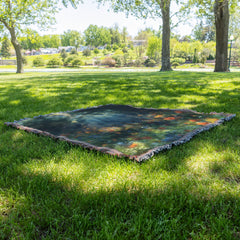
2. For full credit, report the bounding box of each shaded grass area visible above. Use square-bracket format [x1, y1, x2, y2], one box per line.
[0, 71, 240, 239]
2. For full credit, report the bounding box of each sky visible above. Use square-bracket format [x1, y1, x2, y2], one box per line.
[40, 1, 195, 37]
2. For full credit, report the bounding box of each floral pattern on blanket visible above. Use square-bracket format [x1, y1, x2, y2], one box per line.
[15, 105, 228, 156]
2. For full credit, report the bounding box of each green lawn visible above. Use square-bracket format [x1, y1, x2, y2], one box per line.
[0, 71, 239, 239]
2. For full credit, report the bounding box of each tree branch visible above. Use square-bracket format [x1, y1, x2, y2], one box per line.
[0, 17, 11, 30]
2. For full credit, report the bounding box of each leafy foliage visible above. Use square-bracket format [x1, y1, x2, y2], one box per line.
[64, 55, 83, 67]
[144, 58, 157, 67]
[193, 21, 215, 42]
[41, 34, 61, 48]
[171, 61, 180, 68]
[61, 30, 83, 49]
[0, 0, 60, 31]
[133, 57, 144, 67]
[170, 57, 185, 64]
[229, 5, 240, 40]
[47, 56, 63, 67]
[0, 37, 11, 59]
[146, 36, 161, 63]
[102, 57, 116, 67]
[64, 55, 76, 66]
[19, 29, 42, 51]
[71, 57, 83, 67]
[84, 25, 111, 47]
[112, 55, 124, 67]
[0, 0, 80, 73]
[109, 24, 121, 45]
[33, 56, 45, 67]
[82, 49, 91, 57]
[70, 48, 78, 55]
[94, 48, 100, 54]
[22, 56, 28, 65]
[60, 49, 68, 60]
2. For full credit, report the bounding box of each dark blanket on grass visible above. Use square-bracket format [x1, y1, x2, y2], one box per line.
[5, 104, 235, 162]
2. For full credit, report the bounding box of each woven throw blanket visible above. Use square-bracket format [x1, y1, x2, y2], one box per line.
[5, 104, 235, 162]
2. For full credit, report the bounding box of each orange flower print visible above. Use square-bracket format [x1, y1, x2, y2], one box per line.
[164, 117, 175, 120]
[205, 118, 219, 123]
[154, 114, 163, 118]
[196, 122, 209, 126]
[175, 111, 182, 114]
[129, 143, 138, 148]
[99, 127, 121, 132]
[189, 119, 198, 122]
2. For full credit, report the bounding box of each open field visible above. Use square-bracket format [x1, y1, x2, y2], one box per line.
[0, 71, 240, 239]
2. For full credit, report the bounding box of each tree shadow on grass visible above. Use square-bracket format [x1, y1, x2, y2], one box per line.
[0, 71, 214, 116]
[1, 142, 240, 239]
[1, 71, 239, 168]
[0, 71, 240, 239]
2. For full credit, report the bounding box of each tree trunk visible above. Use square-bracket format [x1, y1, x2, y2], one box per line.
[9, 27, 24, 73]
[214, 0, 229, 72]
[160, 0, 172, 71]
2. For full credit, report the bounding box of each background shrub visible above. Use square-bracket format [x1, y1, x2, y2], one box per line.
[94, 58, 101, 66]
[47, 57, 63, 68]
[123, 53, 130, 67]
[171, 62, 180, 68]
[122, 47, 128, 53]
[33, 56, 45, 67]
[133, 58, 143, 67]
[82, 49, 91, 57]
[60, 49, 68, 60]
[70, 48, 78, 55]
[106, 45, 112, 51]
[102, 57, 116, 67]
[144, 58, 156, 67]
[71, 57, 83, 67]
[64, 56, 75, 66]
[93, 48, 99, 54]
[112, 55, 123, 67]
[170, 58, 185, 65]
[112, 44, 119, 51]
[22, 56, 28, 65]
[103, 49, 108, 55]
[114, 49, 124, 55]
[64, 56, 84, 67]
[126, 60, 134, 67]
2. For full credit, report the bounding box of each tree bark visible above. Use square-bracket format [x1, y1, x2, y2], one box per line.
[214, 0, 229, 72]
[160, 0, 172, 71]
[9, 27, 24, 73]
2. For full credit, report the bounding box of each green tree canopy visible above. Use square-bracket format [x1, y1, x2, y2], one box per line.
[84, 25, 111, 47]
[0, 0, 82, 73]
[109, 24, 121, 45]
[61, 30, 83, 49]
[193, 20, 215, 42]
[40, 34, 62, 48]
[1, 36, 11, 59]
[134, 28, 155, 42]
[229, 5, 240, 40]
[146, 36, 162, 62]
[121, 27, 129, 44]
[19, 29, 42, 51]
